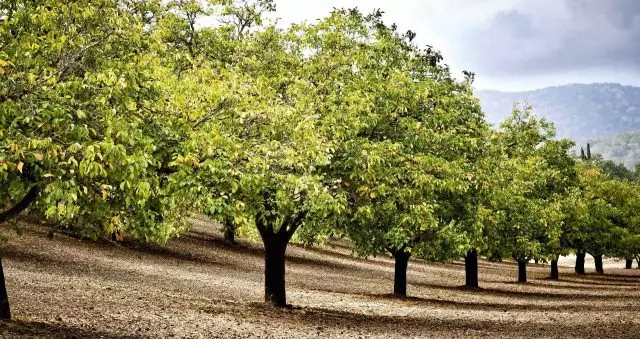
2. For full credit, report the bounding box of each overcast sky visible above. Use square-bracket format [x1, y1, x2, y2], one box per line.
[271, 0, 640, 91]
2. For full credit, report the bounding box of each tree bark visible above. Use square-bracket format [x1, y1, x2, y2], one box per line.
[517, 259, 527, 283]
[223, 221, 235, 244]
[263, 234, 287, 307]
[0, 185, 40, 321]
[550, 256, 559, 280]
[575, 251, 586, 275]
[393, 250, 410, 297]
[0, 186, 40, 224]
[255, 207, 306, 308]
[464, 249, 479, 289]
[594, 254, 604, 274]
[0, 258, 10, 319]
[626, 259, 633, 269]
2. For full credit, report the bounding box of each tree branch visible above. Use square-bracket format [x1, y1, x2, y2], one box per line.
[285, 211, 307, 240]
[0, 186, 40, 225]
[255, 217, 269, 241]
[191, 99, 233, 131]
[0, 37, 108, 105]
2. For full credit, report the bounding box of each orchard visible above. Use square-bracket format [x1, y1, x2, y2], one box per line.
[1, 0, 639, 329]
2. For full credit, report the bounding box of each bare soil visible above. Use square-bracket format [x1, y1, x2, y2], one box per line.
[1, 217, 639, 338]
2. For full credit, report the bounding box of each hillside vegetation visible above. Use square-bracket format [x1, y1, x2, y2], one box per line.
[477, 83, 640, 142]
[589, 131, 640, 170]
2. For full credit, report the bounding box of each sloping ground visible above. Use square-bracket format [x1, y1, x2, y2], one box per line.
[0, 217, 639, 338]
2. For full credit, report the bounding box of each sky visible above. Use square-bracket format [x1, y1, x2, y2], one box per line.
[270, 0, 640, 91]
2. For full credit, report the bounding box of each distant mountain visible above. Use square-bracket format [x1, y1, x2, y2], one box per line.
[476, 83, 640, 143]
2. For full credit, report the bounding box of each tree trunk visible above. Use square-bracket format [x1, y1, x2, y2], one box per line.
[464, 249, 479, 289]
[550, 255, 559, 280]
[223, 222, 235, 243]
[0, 185, 40, 320]
[594, 254, 604, 274]
[517, 259, 527, 283]
[263, 235, 287, 307]
[0, 258, 10, 319]
[255, 208, 306, 308]
[575, 251, 586, 275]
[393, 250, 410, 297]
[626, 259, 633, 269]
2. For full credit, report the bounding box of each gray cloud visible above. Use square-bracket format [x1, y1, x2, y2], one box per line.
[456, 0, 640, 78]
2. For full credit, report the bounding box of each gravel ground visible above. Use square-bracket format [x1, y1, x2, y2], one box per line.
[0, 217, 639, 338]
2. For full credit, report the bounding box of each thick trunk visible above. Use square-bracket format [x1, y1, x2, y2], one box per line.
[0, 258, 10, 319]
[256, 208, 306, 308]
[517, 259, 527, 283]
[575, 251, 586, 275]
[594, 254, 604, 274]
[464, 249, 479, 289]
[263, 236, 287, 307]
[626, 259, 633, 269]
[550, 256, 559, 280]
[393, 250, 410, 297]
[223, 223, 235, 243]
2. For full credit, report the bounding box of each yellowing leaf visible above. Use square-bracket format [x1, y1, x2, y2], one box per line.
[125, 100, 137, 111]
[17, 162, 24, 173]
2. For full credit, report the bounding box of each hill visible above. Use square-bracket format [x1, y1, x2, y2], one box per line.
[476, 83, 640, 143]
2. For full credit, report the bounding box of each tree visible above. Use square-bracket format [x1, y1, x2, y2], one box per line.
[545, 188, 585, 279]
[167, 20, 341, 306]
[0, 0, 190, 318]
[592, 176, 640, 273]
[487, 105, 576, 283]
[286, 10, 489, 297]
[574, 164, 627, 274]
[454, 133, 497, 289]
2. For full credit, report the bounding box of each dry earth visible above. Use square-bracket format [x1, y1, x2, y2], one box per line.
[0, 217, 639, 338]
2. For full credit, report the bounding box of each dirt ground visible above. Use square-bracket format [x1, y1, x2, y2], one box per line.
[0, 217, 639, 338]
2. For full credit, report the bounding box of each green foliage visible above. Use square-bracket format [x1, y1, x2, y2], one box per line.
[0, 0, 189, 242]
[573, 163, 631, 257]
[2, 1, 640, 272]
[486, 105, 577, 262]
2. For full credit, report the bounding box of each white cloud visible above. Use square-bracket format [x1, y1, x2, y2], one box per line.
[266, 0, 640, 91]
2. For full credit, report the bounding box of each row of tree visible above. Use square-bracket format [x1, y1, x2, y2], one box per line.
[1, 1, 639, 317]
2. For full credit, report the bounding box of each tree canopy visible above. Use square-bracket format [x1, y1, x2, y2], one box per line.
[1, 0, 639, 313]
